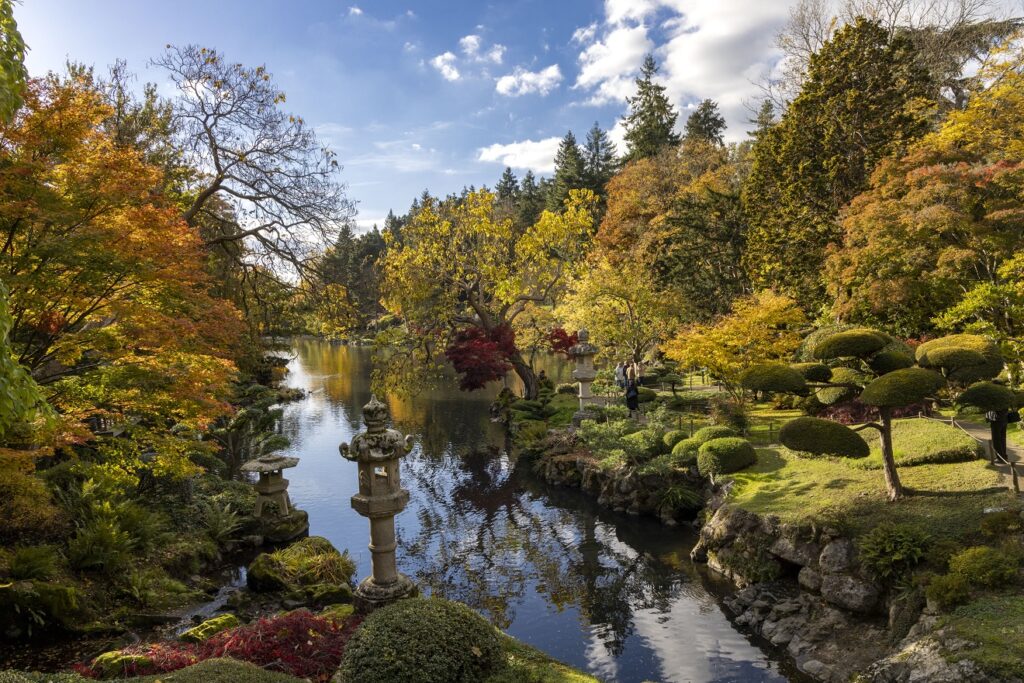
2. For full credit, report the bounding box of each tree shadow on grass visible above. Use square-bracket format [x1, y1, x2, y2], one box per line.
[903, 486, 1009, 498]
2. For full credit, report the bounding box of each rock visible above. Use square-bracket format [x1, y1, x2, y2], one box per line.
[320, 603, 355, 625]
[801, 659, 832, 679]
[91, 652, 153, 677]
[770, 536, 821, 567]
[246, 536, 356, 607]
[798, 566, 822, 593]
[179, 613, 240, 643]
[863, 636, 996, 682]
[818, 538, 856, 574]
[820, 573, 879, 614]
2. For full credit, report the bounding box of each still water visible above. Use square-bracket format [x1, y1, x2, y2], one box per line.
[278, 339, 798, 683]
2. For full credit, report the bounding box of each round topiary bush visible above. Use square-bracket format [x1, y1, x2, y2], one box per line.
[916, 334, 1003, 383]
[779, 416, 870, 458]
[696, 437, 757, 478]
[867, 350, 915, 375]
[813, 328, 888, 360]
[957, 381, 1016, 412]
[692, 425, 738, 443]
[815, 367, 866, 406]
[336, 597, 505, 683]
[791, 362, 832, 382]
[670, 438, 701, 466]
[740, 363, 807, 394]
[860, 368, 946, 407]
[637, 387, 657, 403]
[663, 430, 687, 449]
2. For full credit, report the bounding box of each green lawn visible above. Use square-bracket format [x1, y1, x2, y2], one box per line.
[726, 447, 1012, 541]
[941, 594, 1024, 679]
[849, 418, 981, 470]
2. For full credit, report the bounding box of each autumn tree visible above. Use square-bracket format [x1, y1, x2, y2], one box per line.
[0, 0, 26, 122]
[621, 55, 680, 163]
[380, 189, 596, 398]
[664, 291, 807, 400]
[827, 47, 1024, 342]
[152, 45, 354, 280]
[743, 18, 932, 306]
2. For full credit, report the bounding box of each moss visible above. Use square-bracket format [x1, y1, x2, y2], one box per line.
[246, 537, 355, 603]
[336, 597, 505, 683]
[179, 614, 241, 643]
[726, 447, 1010, 541]
[941, 595, 1024, 678]
[860, 368, 946, 407]
[697, 438, 757, 478]
[791, 362, 832, 382]
[779, 416, 870, 458]
[488, 634, 600, 682]
[318, 602, 354, 625]
[91, 651, 154, 678]
[949, 546, 1018, 587]
[813, 328, 887, 360]
[957, 381, 1016, 412]
[740, 363, 807, 394]
[815, 367, 865, 405]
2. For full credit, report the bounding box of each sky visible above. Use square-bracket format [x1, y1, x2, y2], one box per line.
[15, 0, 1021, 231]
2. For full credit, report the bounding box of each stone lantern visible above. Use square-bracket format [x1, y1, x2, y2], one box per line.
[339, 395, 417, 612]
[241, 453, 300, 518]
[569, 328, 600, 425]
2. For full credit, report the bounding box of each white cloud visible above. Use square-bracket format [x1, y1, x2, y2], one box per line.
[496, 64, 563, 97]
[605, 0, 659, 25]
[460, 34, 482, 56]
[430, 52, 460, 81]
[348, 6, 362, 16]
[459, 34, 505, 64]
[571, 22, 597, 44]
[574, 24, 652, 105]
[478, 137, 562, 174]
[485, 44, 506, 64]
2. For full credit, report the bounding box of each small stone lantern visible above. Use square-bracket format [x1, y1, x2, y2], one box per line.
[340, 395, 417, 612]
[569, 329, 600, 425]
[241, 453, 300, 518]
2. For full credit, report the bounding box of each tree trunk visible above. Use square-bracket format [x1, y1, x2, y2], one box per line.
[879, 407, 904, 501]
[509, 350, 538, 399]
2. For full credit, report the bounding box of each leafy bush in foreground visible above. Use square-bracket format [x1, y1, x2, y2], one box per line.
[858, 523, 929, 582]
[697, 438, 756, 479]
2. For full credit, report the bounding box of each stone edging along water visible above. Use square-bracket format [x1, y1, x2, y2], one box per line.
[527, 432, 998, 683]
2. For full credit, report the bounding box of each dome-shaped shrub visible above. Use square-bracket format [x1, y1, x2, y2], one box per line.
[957, 381, 1016, 412]
[637, 386, 657, 403]
[813, 328, 887, 360]
[791, 362, 832, 382]
[860, 368, 946, 407]
[692, 425, 738, 443]
[815, 367, 866, 406]
[670, 437, 701, 466]
[740, 363, 807, 394]
[336, 597, 504, 683]
[867, 350, 915, 375]
[697, 437, 757, 477]
[663, 430, 687, 449]
[916, 334, 1003, 383]
[779, 417, 870, 458]
[622, 428, 664, 459]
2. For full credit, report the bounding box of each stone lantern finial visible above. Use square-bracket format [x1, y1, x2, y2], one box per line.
[339, 395, 417, 612]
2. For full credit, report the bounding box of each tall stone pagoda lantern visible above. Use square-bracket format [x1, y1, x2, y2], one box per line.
[339, 395, 418, 612]
[569, 328, 600, 425]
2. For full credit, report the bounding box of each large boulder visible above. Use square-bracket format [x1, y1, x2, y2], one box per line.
[246, 536, 355, 607]
[818, 538, 857, 574]
[820, 573, 879, 614]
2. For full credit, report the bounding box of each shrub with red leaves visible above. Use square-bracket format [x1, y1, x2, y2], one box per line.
[548, 328, 579, 358]
[75, 610, 362, 682]
[444, 324, 517, 391]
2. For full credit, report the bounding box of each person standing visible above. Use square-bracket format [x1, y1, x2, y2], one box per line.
[625, 366, 640, 419]
[614, 362, 625, 389]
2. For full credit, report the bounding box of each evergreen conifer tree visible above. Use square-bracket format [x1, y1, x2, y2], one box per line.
[546, 131, 587, 212]
[621, 55, 681, 162]
[683, 99, 726, 146]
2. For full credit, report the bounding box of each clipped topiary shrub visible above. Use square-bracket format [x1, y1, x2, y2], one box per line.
[949, 546, 1019, 588]
[860, 368, 946, 407]
[779, 416, 870, 458]
[670, 438, 701, 467]
[692, 425, 739, 443]
[637, 387, 657, 403]
[813, 328, 888, 360]
[916, 334, 1003, 383]
[791, 362, 832, 382]
[957, 381, 1016, 412]
[867, 350, 915, 375]
[663, 430, 687, 449]
[740, 363, 807, 394]
[336, 597, 504, 683]
[697, 438, 757, 478]
[815, 367, 866, 406]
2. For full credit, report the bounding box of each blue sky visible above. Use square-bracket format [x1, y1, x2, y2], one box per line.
[16, 0, 1019, 230]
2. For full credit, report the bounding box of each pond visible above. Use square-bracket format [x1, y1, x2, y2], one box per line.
[277, 338, 801, 683]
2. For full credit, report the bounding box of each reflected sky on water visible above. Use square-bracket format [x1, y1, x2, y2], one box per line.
[277, 339, 799, 683]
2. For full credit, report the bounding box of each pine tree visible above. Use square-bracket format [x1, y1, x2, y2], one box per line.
[546, 131, 587, 212]
[583, 122, 618, 197]
[749, 100, 775, 140]
[516, 171, 545, 229]
[684, 99, 726, 146]
[495, 167, 519, 201]
[621, 55, 681, 162]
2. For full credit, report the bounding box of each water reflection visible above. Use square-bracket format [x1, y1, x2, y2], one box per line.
[278, 339, 797, 683]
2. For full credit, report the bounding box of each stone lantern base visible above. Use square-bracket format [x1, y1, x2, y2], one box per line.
[353, 572, 418, 614]
[572, 405, 603, 427]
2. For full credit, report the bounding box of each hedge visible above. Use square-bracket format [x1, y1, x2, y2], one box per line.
[697, 437, 757, 477]
[336, 598, 505, 683]
[779, 416, 870, 458]
[860, 368, 946, 407]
